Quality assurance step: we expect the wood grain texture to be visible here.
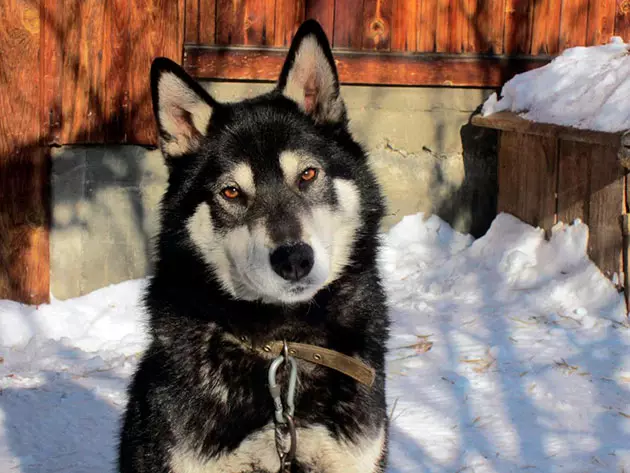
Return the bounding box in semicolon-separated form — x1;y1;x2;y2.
128;0;184;144
531;0;562;54
363;0;392;50
185;0;200;43
504;0;533;54
0;0;50;304
217;0;246;44
391;0;417;51
587;0;616;44
472;0;507;53
557;140;590;225
305;0;334;39
587;144;624;277
334;0;365;48
615;0;630;40
199;0;217;44
472;112;626;147
417;0;438;51
275;0;305;46
497;132;558;231
103;0;131;142
41;0;63;144
559;0;589;49
435;0;449;52
184;46;548;86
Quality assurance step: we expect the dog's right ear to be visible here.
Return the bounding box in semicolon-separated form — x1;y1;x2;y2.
151;57;215;158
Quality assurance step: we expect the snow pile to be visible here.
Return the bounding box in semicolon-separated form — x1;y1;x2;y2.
1;213;629;472
482;37;630;132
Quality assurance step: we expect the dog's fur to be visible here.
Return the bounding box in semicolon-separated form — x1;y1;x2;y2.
118;20;390;473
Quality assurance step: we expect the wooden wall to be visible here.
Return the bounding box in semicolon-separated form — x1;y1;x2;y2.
1;0;629;303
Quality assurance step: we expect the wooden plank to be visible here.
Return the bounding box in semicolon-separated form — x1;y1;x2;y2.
103;0;131;142
497;132;557;231
363;0;392;50
184;47;549;86
128;0;185;145
0;0;50;304
417;0;437;51
59;0;107;142
559;0;589;49
245;0;276;45
557;140;590;225
217;0;246;44
615;0;630;41
41;0;63;144
199;0;217;44
275;0;305;47
531;0;562;54
391;0;417;51
305;0;335;39
504;0;533;54
445;0;468;52
472;0;507;54
586;0;616;45
435;0;449;52
185;0;200;43
334;0;364;48
587;145;624;277
472;112;626;147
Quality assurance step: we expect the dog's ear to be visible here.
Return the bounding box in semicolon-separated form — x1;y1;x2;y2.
277;20;346;125
151;57;216;158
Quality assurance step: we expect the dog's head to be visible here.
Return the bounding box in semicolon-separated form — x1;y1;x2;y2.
151;21;379;305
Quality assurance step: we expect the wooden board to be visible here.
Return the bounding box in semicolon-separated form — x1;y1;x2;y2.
185;0;217;44
333;0;364;48
559;0;589;49
362;0;392;51
473;112;626;148
417;0;438;51
184;46;549;86
391;0;417;51
531;0;562;54
0;0;50;304
497;132;557;231
275;0;305;46
616;0;630;41
472;0;507;54
587;144;624;277
504;0;533;54
557;140;590;225
586;0;616;45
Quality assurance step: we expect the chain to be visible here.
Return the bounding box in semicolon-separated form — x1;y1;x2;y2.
268;341;298;473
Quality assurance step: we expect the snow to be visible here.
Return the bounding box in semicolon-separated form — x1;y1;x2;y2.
482;37;630;133
1;213;630;472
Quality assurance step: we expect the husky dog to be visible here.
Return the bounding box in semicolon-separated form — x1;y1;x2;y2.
118;20;389;473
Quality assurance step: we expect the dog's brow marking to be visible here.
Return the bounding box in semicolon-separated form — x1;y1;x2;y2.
279;151;302;186
232;163;256;196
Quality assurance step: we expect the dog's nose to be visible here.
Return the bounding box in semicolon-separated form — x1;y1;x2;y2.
270;243;314;282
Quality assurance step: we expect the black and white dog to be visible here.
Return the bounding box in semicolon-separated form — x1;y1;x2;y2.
118;20;390;473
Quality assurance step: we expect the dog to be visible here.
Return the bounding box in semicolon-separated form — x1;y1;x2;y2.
118;20;390;473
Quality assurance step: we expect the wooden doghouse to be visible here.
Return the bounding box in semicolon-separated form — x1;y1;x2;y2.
473;112;630;304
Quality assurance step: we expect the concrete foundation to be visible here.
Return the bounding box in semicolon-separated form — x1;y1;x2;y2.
51;84;496;299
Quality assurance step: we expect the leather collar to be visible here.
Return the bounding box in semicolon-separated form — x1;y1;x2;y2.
224;334;376;387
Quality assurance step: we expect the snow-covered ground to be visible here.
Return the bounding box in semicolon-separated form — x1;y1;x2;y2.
1;213;629;472
482;37;630;133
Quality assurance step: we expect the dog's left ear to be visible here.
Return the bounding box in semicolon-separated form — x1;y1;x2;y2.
277;20;346;125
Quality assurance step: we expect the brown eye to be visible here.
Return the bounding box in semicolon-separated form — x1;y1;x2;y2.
221;187;240;199
300;168;318;183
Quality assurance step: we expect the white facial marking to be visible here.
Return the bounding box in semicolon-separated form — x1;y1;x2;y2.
231;163;256;197
169;425;385;473
279;150;301;186
158;72;212;157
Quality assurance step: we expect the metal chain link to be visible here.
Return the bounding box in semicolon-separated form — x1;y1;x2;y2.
268;341;298;472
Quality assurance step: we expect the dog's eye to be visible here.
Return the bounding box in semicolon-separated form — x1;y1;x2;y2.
300;168;318;184
221;186;240;200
